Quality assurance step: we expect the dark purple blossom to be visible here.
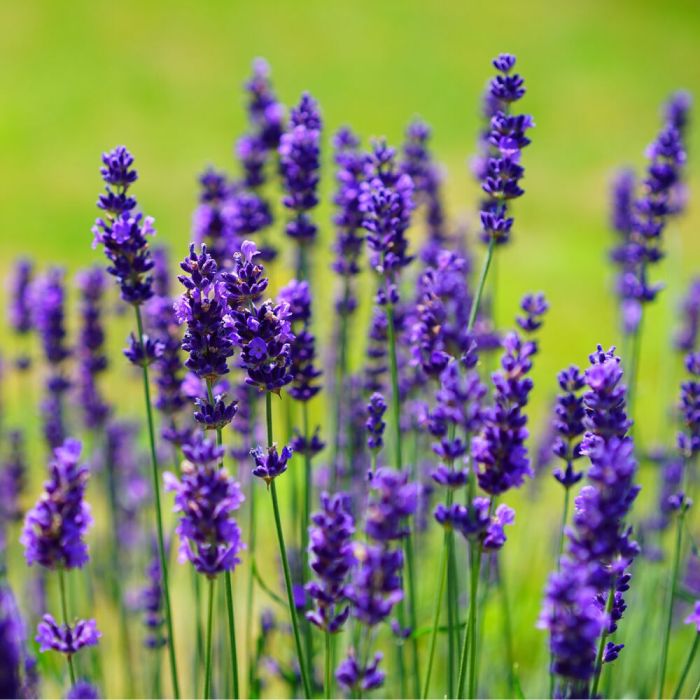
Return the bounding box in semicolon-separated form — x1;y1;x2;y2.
679;352;700;459
583;346;631;440
434;499;515;550
175;244;234;380
65;680;101;699
365;468;418;542
193;393;238;431
685;601;700;631
223;191;272;240
93;146;156;305
478;54;533;245
242;58;285;154
675;278;700;353
251;444;293;485
36;615;100;655
139;542;166;649
360;139;415;303
552;366;586;488
279;279;322;401
22;438;92;570
336;650;385;693
0;586;24;698
365;392;387;452
290;426;325;458
123;332;163;367
192;168;234;267
345;542;403;626
165;434;244;577
279;92;321;245
332;128;366;315
517;292;549;333
306;492;355;633
0;431;27;525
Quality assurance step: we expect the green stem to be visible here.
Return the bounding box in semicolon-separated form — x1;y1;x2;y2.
301;401;314;681
193;570;204;698
591;586;615;698
674;634;699;698
331;287;351;490
659;507;687;698
58;568;76;686
467;236;496;334
266;392;313;698
498;560;515;693
693;675;700;699
466;545;482;699
325;630;332;700
134;306;180;699
626;308;644;433
245;389;258;698
423;531;449;698
204;577;215;700
206;378;240;699
385;301;421;698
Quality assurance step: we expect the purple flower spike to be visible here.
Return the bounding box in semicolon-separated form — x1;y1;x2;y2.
365;392;387;451
336;650;385;693
93;146;157;305
8;259;34;369
221;240;269;307
365;468;419;542
517;292;549;333
552;366;586;488
345;543;403;626
675;278;700;353
22;438;92;570
193;393;238;431
123;332;163;367
360;139;415;303
251;444;293;485
280;92;322;244
176;244;234;380
65;680;101;699
165;434;245;577
306;492;355;633
36;615;100;655
679;352;700;459
684;601;700;631
0;586;25;698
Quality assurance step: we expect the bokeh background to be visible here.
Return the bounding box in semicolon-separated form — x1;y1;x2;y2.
1;0;700;697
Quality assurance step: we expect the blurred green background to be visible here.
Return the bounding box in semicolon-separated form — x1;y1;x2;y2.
1;0;700;697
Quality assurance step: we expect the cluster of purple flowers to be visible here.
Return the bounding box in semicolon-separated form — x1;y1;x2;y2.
280;93;322;248
551;366;585;488
22;438;92;570
478;54;534;245
473;294;548;495
165;434;245;577
8;258;34;370
610;92;690;333
92;146;156;306
679;352;700;460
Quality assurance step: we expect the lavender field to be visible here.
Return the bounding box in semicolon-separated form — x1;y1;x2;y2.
1;3;699;700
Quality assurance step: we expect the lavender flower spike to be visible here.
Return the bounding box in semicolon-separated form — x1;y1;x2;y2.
93;146;156;305
165;434;245;577
306;492;355;633
36;615;100;655
22;438;92;570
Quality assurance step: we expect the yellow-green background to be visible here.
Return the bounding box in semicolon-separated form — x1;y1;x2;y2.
1;0;699;697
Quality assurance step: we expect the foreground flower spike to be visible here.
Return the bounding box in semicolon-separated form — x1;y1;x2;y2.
32;268;71;449
93;145;156;305
93;144;180;697
478;53;533;246
551;366;585;489
22;438;92;570
306;492;355;633
540;345;640;697
8;258;34;370
165;433;245;577
280;92;322;258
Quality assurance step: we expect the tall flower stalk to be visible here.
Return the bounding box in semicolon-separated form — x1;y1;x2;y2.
92;145;180;697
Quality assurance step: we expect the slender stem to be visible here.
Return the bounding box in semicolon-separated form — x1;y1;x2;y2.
58;568;76;686
325;630;332;700
266;392;313;698
385;301;421;698
467;236;496;334
331;286;351;490
423;531;449;698
466;545;482;699
206;378;240;699
591;587;615;698
673;633;699;698
499;559;515;693
626;308;644;432
193;570;204;698
659;507;687;698
301;401;314;680
134;306;180;699
204;577;215;700
693;675;700;699
245;388;258;698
